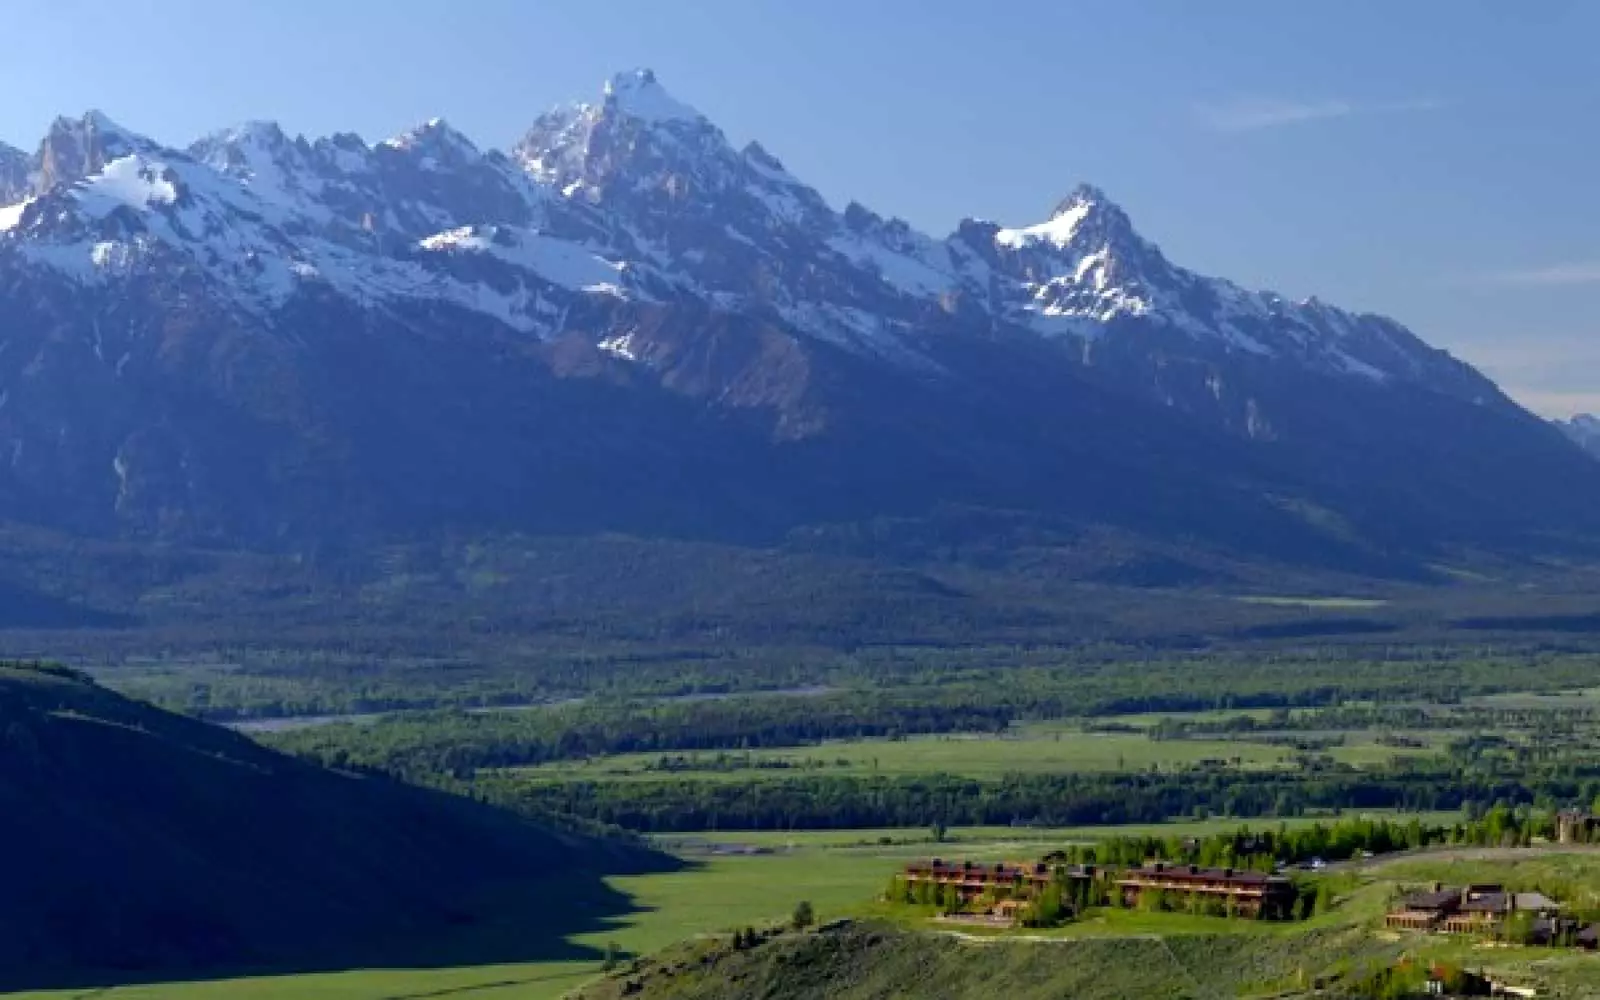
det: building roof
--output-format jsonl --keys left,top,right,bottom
{"left": 1515, "top": 891, "right": 1562, "bottom": 912}
{"left": 1460, "top": 891, "right": 1511, "bottom": 914}
{"left": 1454, "top": 890, "right": 1562, "bottom": 914}
{"left": 1400, "top": 889, "right": 1462, "bottom": 911}
{"left": 903, "top": 859, "right": 1089, "bottom": 883}
{"left": 1118, "top": 864, "right": 1286, "bottom": 886}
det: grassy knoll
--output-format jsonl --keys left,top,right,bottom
{"left": 570, "top": 922, "right": 1408, "bottom": 1000}
{"left": 1369, "top": 849, "right": 1600, "bottom": 908}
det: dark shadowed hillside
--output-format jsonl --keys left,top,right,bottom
{"left": 0, "top": 662, "right": 673, "bottom": 991}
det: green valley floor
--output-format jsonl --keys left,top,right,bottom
{"left": 20, "top": 824, "right": 1600, "bottom": 1000}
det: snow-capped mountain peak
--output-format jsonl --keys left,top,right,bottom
{"left": 512, "top": 69, "right": 731, "bottom": 196}
{"left": 995, "top": 184, "right": 1134, "bottom": 250}
{"left": 0, "top": 74, "right": 1500, "bottom": 400}
{"left": 32, "top": 110, "right": 161, "bottom": 193}
{"left": 601, "top": 68, "right": 703, "bottom": 125}
{"left": 190, "top": 121, "right": 299, "bottom": 177}
{"left": 380, "top": 117, "right": 482, "bottom": 165}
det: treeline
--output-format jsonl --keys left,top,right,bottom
{"left": 485, "top": 767, "right": 1560, "bottom": 832}
{"left": 0, "top": 660, "right": 94, "bottom": 684}
{"left": 1149, "top": 704, "right": 1600, "bottom": 740}
{"left": 264, "top": 653, "right": 1600, "bottom": 779}
{"left": 119, "top": 639, "right": 1600, "bottom": 727}
{"left": 269, "top": 694, "right": 1013, "bottom": 779}
{"left": 1055, "top": 808, "right": 1549, "bottom": 870}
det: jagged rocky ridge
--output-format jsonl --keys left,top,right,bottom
{"left": 0, "top": 70, "right": 1594, "bottom": 570}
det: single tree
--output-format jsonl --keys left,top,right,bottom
{"left": 792, "top": 900, "right": 816, "bottom": 930}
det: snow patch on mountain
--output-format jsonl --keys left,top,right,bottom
{"left": 598, "top": 330, "right": 640, "bottom": 361}
{"left": 826, "top": 231, "right": 956, "bottom": 298}
{"left": 0, "top": 199, "right": 29, "bottom": 232}
{"left": 994, "top": 198, "right": 1094, "bottom": 249}
{"left": 191, "top": 122, "right": 336, "bottom": 224}
{"left": 418, "top": 224, "right": 630, "bottom": 295}
{"left": 77, "top": 155, "right": 180, "bottom": 212}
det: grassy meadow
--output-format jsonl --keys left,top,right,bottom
{"left": 503, "top": 719, "right": 1444, "bottom": 787}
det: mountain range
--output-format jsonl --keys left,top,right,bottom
{"left": 1, "top": 69, "right": 1595, "bottom": 578}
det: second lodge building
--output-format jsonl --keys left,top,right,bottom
{"left": 1116, "top": 862, "right": 1296, "bottom": 917}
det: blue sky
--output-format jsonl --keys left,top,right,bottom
{"left": 2, "top": 1, "right": 1595, "bottom": 414}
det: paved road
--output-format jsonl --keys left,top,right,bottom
{"left": 1337, "top": 842, "right": 1600, "bottom": 871}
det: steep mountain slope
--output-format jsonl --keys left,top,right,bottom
{"left": 0, "top": 141, "right": 26, "bottom": 204}
{"left": 0, "top": 662, "right": 665, "bottom": 990}
{"left": 0, "top": 71, "right": 1594, "bottom": 571}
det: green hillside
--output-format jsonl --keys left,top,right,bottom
{"left": 570, "top": 921, "right": 1405, "bottom": 1000}
{"left": 0, "top": 662, "right": 670, "bottom": 992}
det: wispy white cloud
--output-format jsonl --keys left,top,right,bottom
{"left": 1491, "top": 261, "right": 1600, "bottom": 287}
{"left": 1195, "top": 96, "right": 1444, "bottom": 133}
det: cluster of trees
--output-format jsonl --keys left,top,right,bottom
{"left": 271, "top": 695, "right": 1012, "bottom": 779}
{"left": 156, "top": 635, "right": 1600, "bottom": 727}
{"left": 1149, "top": 703, "right": 1600, "bottom": 741}
{"left": 881, "top": 870, "right": 1102, "bottom": 927}
{"left": 1053, "top": 810, "right": 1553, "bottom": 873}
{"left": 492, "top": 765, "right": 1571, "bottom": 833}
{"left": 264, "top": 659, "right": 1600, "bottom": 789}
{"left": 643, "top": 752, "right": 850, "bottom": 774}
{"left": 517, "top": 754, "right": 1600, "bottom": 832}
{"left": 882, "top": 866, "right": 1332, "bottom": 926}
{"left": 237, "top": 640, "right": 1600, "bottom": 849}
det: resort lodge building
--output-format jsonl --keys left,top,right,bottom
{"left": 900, "top": 859, "right": 1093, "bottom": 904}
{"left": 1384, "top": 884, "right": 1562, "bottom": 935}
{"left": 1115, "top": 862, "right": 1296, "bottom": 918}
